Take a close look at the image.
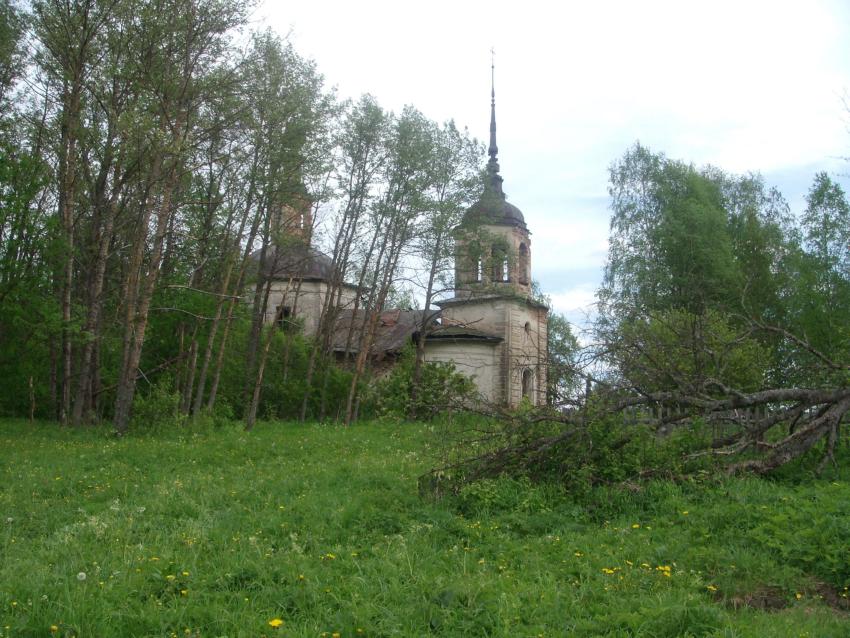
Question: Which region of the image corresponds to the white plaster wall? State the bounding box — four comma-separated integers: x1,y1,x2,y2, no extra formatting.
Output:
423,340,500,403
265,280,358,337
504,302,548,407
440,296,548,407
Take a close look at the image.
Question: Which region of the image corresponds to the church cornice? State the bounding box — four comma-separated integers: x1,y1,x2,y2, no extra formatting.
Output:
437,293,548,311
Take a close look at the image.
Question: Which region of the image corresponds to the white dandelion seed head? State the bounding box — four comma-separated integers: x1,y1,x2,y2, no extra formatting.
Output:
77,572,86,581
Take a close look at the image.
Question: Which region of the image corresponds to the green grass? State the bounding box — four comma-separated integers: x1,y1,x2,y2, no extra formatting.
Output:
0,418,848,637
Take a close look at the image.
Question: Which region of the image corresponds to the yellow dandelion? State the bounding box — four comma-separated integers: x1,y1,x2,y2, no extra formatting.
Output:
706,584,717,592
50,626,59,633
268,618,284,628
632,524,640,529
795,592,803,600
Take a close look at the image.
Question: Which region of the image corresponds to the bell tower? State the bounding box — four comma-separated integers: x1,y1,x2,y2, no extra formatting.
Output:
436,56,548,407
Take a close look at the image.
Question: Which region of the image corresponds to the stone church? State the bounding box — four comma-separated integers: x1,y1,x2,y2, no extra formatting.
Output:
259,73,548,407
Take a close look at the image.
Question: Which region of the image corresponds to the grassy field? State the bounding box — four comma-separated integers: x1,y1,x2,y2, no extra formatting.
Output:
0,419,848,637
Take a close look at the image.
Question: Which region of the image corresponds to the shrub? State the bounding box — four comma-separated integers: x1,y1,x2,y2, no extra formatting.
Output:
371,346,476,420
130,377,184,431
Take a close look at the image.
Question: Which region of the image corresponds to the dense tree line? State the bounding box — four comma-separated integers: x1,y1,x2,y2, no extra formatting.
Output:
592,144,849,472
0,0,486,431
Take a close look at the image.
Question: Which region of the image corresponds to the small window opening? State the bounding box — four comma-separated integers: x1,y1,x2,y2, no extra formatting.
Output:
522,369,533,400
275,305,293,330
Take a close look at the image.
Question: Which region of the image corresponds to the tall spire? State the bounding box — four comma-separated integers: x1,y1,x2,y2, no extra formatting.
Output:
486,48,504,197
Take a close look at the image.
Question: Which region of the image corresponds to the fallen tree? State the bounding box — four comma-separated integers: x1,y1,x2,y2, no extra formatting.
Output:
423,311,850,495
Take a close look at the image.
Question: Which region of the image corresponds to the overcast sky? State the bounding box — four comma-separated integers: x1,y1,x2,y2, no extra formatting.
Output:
258,0,850,326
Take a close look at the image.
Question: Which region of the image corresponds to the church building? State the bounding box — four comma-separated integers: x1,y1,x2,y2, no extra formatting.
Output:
258,67,549,407
423,68,548,406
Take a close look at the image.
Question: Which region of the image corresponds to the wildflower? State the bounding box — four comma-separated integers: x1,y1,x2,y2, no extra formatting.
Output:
681,511,689,516
50,625,59,633
166,575,176,581
795,592,803,600
706,585,717,592
573,551,583,557
268,618,284,628
631,524,640,529
182,571,189,576
180,589,188,596
332,633,341,638
77,572,87,581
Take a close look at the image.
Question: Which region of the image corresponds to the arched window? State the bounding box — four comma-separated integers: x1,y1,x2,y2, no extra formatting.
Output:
522,369,534,400
492,244,509,283
519,243,529,285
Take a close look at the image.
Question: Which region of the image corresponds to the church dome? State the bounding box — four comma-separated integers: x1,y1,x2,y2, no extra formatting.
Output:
251,243,336,281
463,194,526,228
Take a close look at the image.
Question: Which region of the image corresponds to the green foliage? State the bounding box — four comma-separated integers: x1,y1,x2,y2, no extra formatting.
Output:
455,476,555,517
600,143,850,395
749,490,850,589
602,144,745,318
130,378,184,431
1,419,848,636
371,346,476,420
207,322,354,422
617,309,770,393
547,311,580,404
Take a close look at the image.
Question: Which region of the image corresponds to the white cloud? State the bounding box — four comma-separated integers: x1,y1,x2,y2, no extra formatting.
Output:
548,284,599,327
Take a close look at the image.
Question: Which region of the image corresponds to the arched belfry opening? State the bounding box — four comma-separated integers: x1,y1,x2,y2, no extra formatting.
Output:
519,243,529,285
491,244,509,283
